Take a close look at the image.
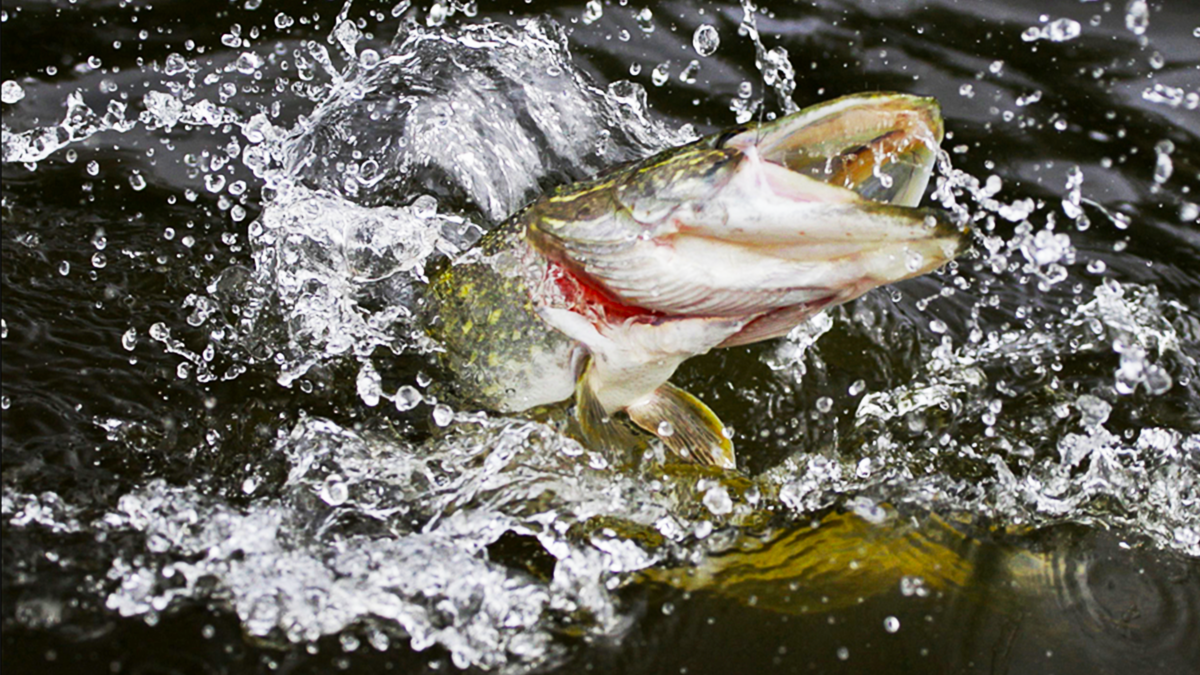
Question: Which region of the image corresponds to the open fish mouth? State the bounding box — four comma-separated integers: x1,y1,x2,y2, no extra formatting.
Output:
527,92,968,345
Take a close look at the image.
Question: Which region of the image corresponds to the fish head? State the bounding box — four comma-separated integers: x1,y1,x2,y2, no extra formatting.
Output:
528,92,968,347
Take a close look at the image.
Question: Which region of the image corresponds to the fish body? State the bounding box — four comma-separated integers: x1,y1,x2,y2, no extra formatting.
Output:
425,93,968,468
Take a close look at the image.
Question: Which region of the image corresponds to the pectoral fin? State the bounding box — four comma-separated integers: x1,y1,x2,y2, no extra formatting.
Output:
574,359,646,459
626,383,736,470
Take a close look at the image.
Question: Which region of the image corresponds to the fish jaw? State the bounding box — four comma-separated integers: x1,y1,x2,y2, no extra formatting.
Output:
528,93,967,338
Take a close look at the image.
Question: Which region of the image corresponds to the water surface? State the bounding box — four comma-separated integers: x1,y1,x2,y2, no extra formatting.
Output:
3,1,1199,673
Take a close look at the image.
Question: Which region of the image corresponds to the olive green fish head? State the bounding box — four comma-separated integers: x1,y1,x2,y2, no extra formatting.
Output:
527,92,966,347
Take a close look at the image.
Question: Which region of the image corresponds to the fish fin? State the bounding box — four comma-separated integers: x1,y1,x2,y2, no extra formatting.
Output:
573,358,645,459
626,383,736,470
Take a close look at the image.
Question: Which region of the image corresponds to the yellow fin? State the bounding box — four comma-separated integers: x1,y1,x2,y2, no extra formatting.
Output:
626,383,736,470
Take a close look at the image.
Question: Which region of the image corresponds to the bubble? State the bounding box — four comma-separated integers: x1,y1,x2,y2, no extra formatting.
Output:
884,616,901,633
58,261,70,276
848,380,866,396
91,252,107,269
1,80,25,104
121,328,138,351
836,647,850,661
128,171,147,191
275,13,294,29
816,397,833,414
692,24,719,57
656,420,674,437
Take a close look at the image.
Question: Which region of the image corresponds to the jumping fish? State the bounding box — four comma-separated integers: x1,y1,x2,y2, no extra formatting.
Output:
424,93,967,468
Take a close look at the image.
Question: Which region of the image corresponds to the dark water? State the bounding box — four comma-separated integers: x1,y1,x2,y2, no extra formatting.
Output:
3,1,1200,673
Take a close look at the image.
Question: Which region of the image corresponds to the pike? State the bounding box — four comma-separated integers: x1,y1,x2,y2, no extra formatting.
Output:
424,93,967,468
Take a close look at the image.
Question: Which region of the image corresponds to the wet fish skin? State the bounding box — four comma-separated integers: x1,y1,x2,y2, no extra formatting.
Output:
425,92,968,468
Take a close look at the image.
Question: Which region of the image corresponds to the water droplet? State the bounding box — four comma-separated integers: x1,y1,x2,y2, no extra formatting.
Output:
836,646,850,661
651,62,670,87
1125,0,1149,36
657,420,674,437
432,404,454,427
1046,18,1081,42
91,252,107,269
275,13,294,29
57,261,70,276
1153,139,1174,184
356,361,381,407
205,174,227,193
121,328,138,351
412,194,437,219
427,1,448,27
394,385,422,411
320,475,349,506
86,161,100,176
884,616,900,633
1,80,25,104
582,0,603,25
905,249,925,272
1076,394,1111,427
692,24,719,57
128,171,147,191
635,7,655,33
1180,202,1199,223
816,397,833,413
164,53,188,76
703,485,733,515
679,60,700,84
848,380,866,396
